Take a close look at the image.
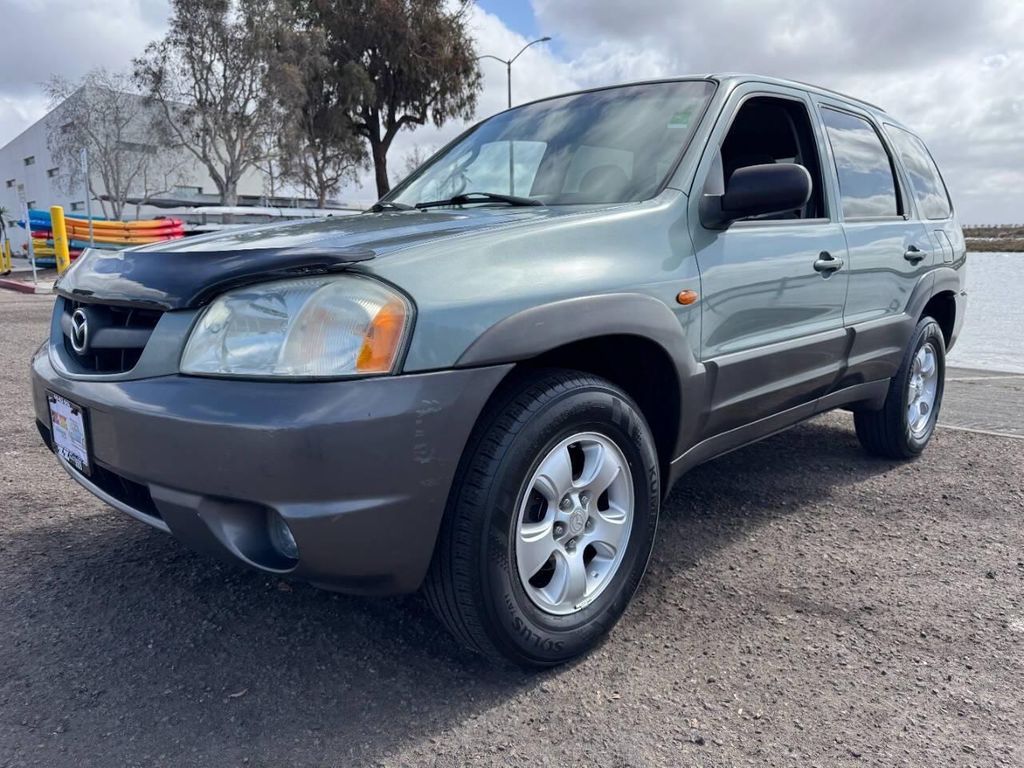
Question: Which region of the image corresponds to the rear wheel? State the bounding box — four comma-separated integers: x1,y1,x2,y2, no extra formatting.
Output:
855,316,946,459
424,369,660,668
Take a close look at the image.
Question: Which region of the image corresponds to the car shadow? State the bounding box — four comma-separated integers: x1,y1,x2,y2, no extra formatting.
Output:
2,413,902,765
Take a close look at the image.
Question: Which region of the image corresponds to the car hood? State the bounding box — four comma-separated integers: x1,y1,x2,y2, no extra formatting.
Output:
53,207,588,310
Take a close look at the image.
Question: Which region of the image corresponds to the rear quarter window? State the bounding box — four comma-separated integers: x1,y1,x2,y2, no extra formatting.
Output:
884,125,952,220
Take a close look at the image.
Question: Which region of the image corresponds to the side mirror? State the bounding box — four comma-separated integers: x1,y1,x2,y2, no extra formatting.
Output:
700,163,812,229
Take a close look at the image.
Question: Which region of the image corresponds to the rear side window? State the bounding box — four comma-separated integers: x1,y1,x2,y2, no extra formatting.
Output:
821,108,900,219
884,126,952,219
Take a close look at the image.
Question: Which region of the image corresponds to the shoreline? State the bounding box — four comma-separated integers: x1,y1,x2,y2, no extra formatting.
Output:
964,239,1024,252
963,226,1024,252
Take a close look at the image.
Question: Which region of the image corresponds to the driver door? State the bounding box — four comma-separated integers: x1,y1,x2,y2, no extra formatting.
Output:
687,86,849,438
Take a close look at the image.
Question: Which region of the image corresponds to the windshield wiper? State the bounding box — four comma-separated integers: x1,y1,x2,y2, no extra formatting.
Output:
369,200,414,212
414,192,543,209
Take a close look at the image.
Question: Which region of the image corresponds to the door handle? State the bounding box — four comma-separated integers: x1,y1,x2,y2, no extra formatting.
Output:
904,245,927,264
813,251,844,274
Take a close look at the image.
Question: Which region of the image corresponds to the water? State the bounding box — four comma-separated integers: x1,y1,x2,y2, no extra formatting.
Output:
947,252,1024,373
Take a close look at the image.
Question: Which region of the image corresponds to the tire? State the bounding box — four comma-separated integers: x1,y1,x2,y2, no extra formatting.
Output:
854,316,946,459
424,369,660,668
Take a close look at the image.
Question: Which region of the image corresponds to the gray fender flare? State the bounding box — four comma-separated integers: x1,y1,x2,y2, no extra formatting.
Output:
455,293,708,458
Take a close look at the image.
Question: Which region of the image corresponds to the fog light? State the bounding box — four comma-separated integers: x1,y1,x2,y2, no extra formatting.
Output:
268,512,299,561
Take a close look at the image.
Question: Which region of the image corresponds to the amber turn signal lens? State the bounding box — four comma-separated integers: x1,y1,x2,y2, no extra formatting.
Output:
676,289,699,305
356,300,408,373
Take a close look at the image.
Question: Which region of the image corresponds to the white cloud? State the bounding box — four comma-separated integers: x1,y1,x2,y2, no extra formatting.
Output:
379,0,1024,221
2,0,1021,221
0,0,168,95
527,0,1024,223
0,0,170,153
0,93,51,148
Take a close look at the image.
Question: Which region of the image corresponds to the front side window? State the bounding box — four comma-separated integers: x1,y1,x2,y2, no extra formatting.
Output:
884,125,952,220
709,95,827,220
389,80,715,207
821,108,900,219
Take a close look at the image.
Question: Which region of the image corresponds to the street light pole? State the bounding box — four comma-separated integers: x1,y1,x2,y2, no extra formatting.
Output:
476,36,552,194
477,36,551,109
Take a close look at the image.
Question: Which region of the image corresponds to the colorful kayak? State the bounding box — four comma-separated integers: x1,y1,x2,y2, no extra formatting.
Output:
32,235,181,251
62,221,184,234
33,229,184,245
31,223,184,237
28,209,182,231
51,231,183,244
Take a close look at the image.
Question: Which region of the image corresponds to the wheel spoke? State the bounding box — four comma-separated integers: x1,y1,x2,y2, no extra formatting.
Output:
908,400,921,429
587,504,629,552
580,442,621,497
920,349,936,377
518,520,556,578
553,549,588,608
534,445,574,501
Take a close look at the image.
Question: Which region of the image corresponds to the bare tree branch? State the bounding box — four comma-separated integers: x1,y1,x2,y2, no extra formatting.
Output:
45,68,186,220
134,0,279,208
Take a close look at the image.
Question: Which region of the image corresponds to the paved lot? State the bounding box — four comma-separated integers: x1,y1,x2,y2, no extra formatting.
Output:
2,291,1023,767
943,368,1024,437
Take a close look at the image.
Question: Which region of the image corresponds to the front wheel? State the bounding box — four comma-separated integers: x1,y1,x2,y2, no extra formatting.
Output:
855,316,946,459
424,370,660,668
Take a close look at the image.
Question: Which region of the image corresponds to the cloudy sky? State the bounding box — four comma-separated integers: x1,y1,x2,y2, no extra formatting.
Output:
2,0,1022,222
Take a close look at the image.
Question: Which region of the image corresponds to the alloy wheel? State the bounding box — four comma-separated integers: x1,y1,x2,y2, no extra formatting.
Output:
514,432,634,616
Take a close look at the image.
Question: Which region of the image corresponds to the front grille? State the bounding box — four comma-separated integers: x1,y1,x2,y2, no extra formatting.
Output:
61,300,162,374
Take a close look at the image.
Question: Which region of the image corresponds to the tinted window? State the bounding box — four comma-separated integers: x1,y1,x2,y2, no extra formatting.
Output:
822,108,899,218
390,80,715,207
884,126,951,219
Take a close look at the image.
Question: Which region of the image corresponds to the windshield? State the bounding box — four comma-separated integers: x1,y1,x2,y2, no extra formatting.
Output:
387,80,715,208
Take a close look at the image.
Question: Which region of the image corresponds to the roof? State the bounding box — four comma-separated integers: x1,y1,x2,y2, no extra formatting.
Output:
708,73,887,115
504,73,894,126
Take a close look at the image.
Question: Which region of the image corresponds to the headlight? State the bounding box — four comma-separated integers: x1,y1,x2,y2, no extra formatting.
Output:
180,275,412,378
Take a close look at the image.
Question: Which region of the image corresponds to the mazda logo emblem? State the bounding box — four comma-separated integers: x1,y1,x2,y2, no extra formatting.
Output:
70,308,90,354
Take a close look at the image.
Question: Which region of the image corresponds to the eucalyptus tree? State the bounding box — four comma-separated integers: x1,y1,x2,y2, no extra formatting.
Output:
299,0,482,197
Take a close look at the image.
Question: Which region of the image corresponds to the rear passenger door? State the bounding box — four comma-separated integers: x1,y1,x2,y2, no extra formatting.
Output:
815,103,933,385
688,86,850,438
883,123,962,266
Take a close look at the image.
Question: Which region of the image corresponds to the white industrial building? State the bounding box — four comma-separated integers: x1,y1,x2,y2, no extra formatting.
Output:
0,90,362,252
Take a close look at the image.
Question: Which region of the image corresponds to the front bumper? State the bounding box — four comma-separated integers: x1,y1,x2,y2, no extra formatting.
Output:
32,346,511,594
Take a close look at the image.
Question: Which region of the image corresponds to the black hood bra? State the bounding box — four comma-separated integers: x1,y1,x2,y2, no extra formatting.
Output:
54,245,376,311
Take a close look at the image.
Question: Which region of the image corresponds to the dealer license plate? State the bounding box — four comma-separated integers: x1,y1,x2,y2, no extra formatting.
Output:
47,392,90,475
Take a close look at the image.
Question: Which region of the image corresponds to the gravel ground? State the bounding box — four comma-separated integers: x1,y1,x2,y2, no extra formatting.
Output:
2,291,1023,767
